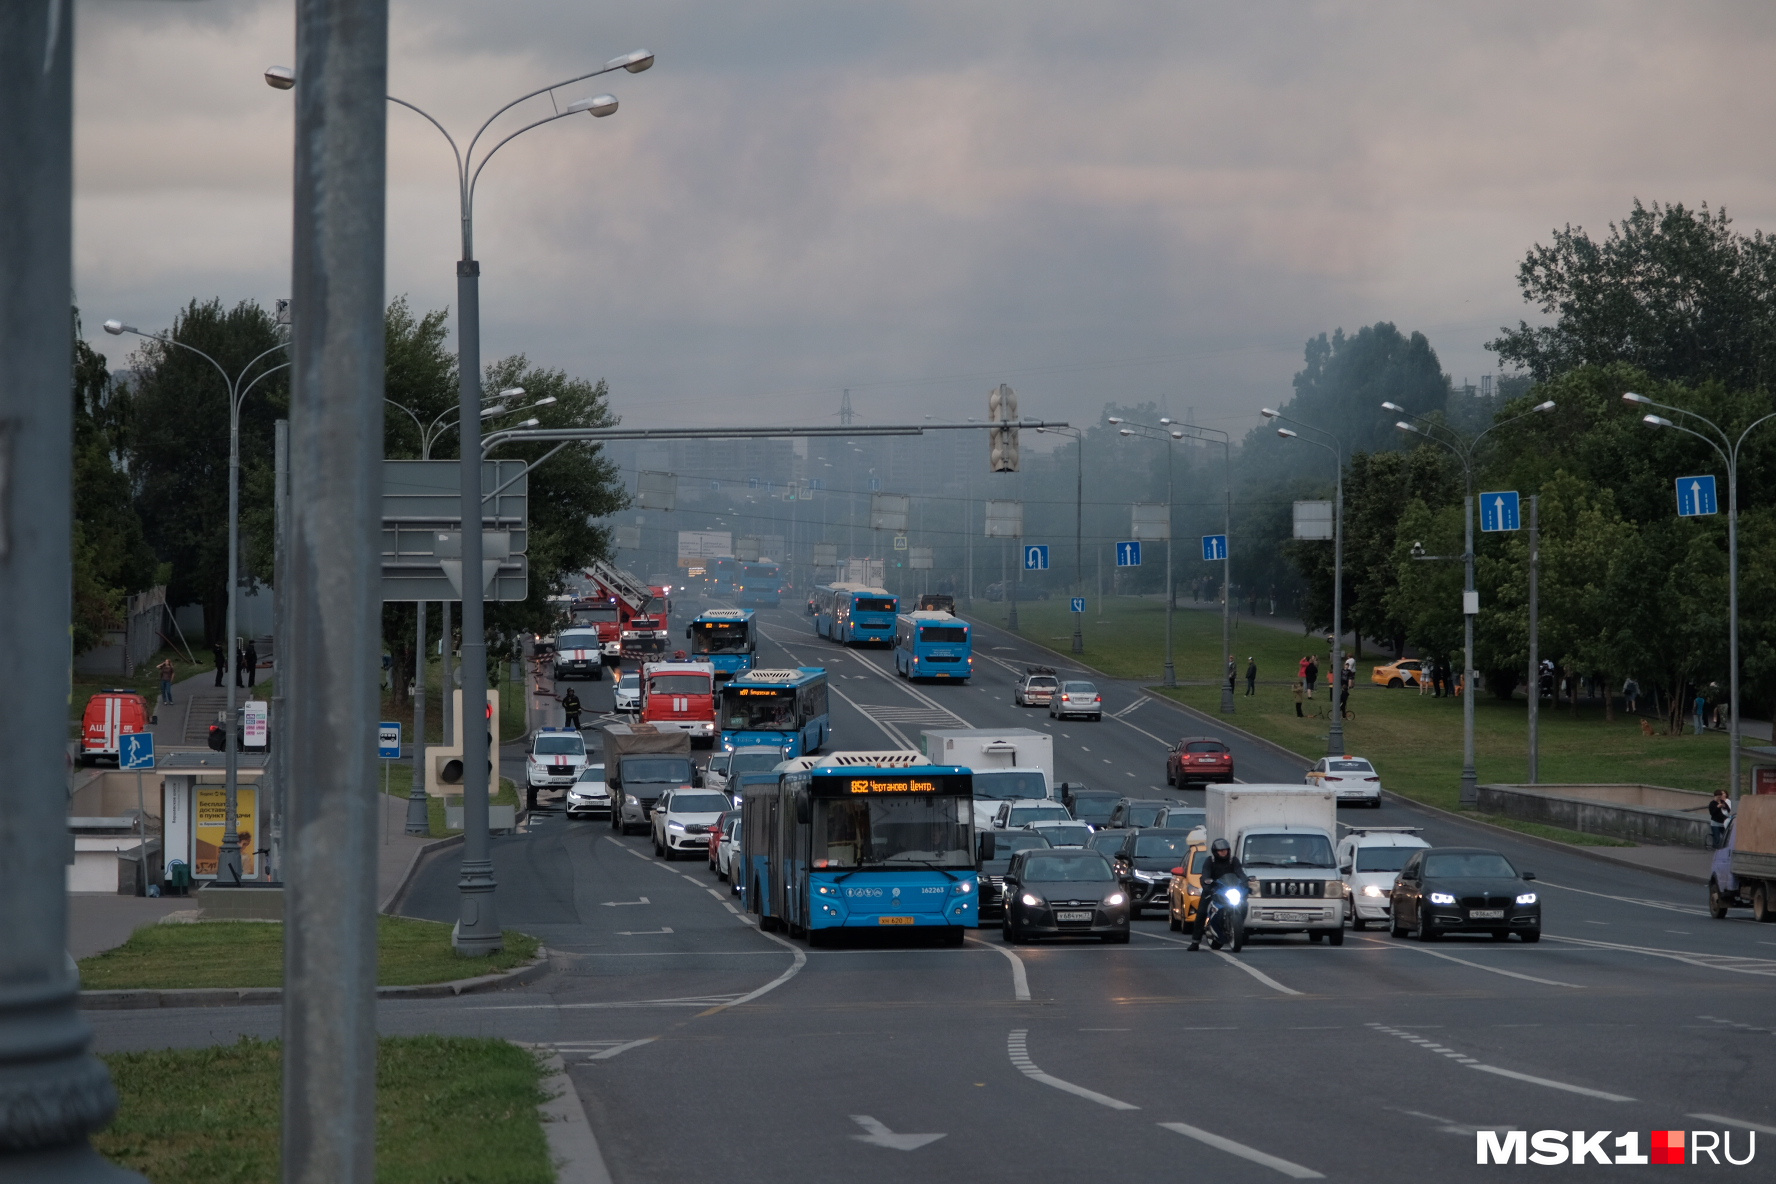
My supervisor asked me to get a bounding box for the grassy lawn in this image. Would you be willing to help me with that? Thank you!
[96,1035,553,1184]
[980,596,1743,822]
[380,657,530,747]
[376,770,519,838]
[78,916,540,990]
[71,646,210,723]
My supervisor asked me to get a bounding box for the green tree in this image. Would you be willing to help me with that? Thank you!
[72,314,158,652]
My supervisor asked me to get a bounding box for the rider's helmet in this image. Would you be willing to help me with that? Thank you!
[1211,838,1231,857]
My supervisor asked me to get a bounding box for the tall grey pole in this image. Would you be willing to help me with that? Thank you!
[281,2,388,1181]
[1460,489,1478,805]
[273,418,291,879]
[407,601,431,833]
[0,4,141,1174]
[1162,440,1176,687]
[1072,430,1084,654]
[1527,494,1539,785]
[1219,439,1234,715]
[222,387,244,882]
[1728,468,1741,800]
[1327,449,1345,755]
[440,600,453,746]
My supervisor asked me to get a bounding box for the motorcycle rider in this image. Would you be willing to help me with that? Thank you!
[1188,837,1246,951]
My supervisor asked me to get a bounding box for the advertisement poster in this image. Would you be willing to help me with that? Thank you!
[243,699,268,749]
[194,786,257,878]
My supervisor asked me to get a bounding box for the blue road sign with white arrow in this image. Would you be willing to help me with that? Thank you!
[1024,545,1049,571]
[1201,534,1228,562]
[1677,475,1718,517]
[1071,597,1085,613]
[119,731,154,771]
[1116,541,1141,567]
[1480,490,1521,532]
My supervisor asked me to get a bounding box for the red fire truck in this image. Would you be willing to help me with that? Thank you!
[639,660,717,745]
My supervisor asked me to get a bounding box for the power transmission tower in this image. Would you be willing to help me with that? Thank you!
[840,388,854,426]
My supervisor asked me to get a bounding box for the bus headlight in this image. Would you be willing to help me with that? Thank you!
[952,881,974,894]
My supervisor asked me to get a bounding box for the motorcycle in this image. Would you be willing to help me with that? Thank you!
[1201,873,1247,952]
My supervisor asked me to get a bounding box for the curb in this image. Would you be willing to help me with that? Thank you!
[78,946,551,1010]
[529,1049,616,1184]
[381,834,464,915]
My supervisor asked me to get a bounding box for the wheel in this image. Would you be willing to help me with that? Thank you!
[1388,677,1403,688]
[807,927,830,948]
[1229,919,1244,953]
[1104,930,1131,944]
[1519,929,1541,943]
[1326,927,1344,947]
[1754,884,1776,923]
[1390,908,1408,939]
[1165,766,1175,786]
[1129,903,1142,921]
[941,927,966,948]
[591,665,604,681]
[1309,931,1324,943]
[1005,913,1024,944]
[1169,910,1182,932]
[1414,907,1438,941]
[1709,878,1731,918]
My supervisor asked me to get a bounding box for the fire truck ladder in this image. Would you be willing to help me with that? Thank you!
[588,558,655,615]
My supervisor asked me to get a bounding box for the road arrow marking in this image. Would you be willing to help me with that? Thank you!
[850,1116,945,1151]
[602,897,650,906]
[615,927,673,935]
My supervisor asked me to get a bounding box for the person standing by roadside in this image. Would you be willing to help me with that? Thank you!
[1225,655,1236,695]
[1244,657,1257,696]
[212,639,227,687]
[1694,690,1709,736]
[560,686,582,732]
[1293,678,1304,717]
[1304,656,1319,701]
[1709,789,1733,849]
[244,638,258,688]
[158,656,177,705]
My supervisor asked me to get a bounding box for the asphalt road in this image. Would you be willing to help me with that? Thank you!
[88,597,1776,1181]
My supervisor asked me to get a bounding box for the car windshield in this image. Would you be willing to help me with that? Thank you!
[989,833,1051,862]
[1061,682,1096,694]
[730,751,784,775]
[1184,741,1227,754]
[649,674,710,696]
[669,793,730,814]
[558,631,601,650]
[1424,852,1517,879]
[815,795,972,868]
[1069,793,1119,825]
[1086,832,1126,856]
[691,623,751,653]
[617,675,639,691]
[721,688,799,731]
[855,598,896,613]
[622,757,693,784]
[576,764,605,783]
[1022,853,1114,882]
[1328,760,1373,773]
[534,736,584,756]
[1010,806,1070,825]
[1161,810,1205,830]
[1354,846,1419,872]
[1033,824,1092,846]
[971,771,1049,802]
[1135,833,1191,858]
[1123,803,1165,827]
[1242,833,1337,868]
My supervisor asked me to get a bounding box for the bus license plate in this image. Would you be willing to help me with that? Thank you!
[877,916,914,925]
[1469,908,1505,919]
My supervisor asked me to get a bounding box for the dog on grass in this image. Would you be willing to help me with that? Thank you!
[1640,717,1656,737]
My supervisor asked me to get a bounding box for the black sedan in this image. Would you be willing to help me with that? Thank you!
[1001,849,1130,943]
[1111,828,1197,918]
[1389,847,1541,941]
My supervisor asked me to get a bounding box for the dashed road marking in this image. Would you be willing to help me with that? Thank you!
[1368,1022,1635,1101]
[1006,1029,1137,1110]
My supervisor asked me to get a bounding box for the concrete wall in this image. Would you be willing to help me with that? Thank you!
[1477,783,1713,848]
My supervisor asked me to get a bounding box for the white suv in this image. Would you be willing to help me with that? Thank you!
[1337,828,1430,930]
[526,729,587,793]
[993,798,1072,829]
[651,787,733,860]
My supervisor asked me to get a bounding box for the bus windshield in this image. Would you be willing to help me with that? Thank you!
[692,623,751,654]
[854,597,895,614]
[919,626,967,643]
[815,796,972,869]
[649,674,710,696]
[722,688,799,731]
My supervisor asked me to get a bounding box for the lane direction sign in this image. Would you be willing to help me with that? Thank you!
[1677,475,1718,517]
[1024,545,1049,571]
[1071,597,1086,613]
[1201,534,1228,562]
[1116,541,1141,567]
[1480,490,1521,532]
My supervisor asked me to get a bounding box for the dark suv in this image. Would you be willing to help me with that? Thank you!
[1110,828,1196,918]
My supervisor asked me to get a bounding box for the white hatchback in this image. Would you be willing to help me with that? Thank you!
[1336,829,1430,929]
[613,672,642,714]
[565,763,612,819]
[993,799,1073,829]
[651,788,733,860]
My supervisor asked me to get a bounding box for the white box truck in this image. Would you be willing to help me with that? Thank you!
[1205,784,1346,944]
[922,728,1055,832]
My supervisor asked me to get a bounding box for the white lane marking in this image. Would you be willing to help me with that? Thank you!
[586,1037,658,1060]
[1369,1023,1635,1101]
[1006,1029,1139,1110]
[1546,933,1776,978]
[967,936,1031,1000]
[849,1116,945,1151]
[1687,1113,1776,1136]
[1536,878,1707,916]
[1109,709,1175,748]
[615,928,674,936]
[601,897,650,906]
[1135,929,1304,995]
[1697,1014,1776,1036]
[1356,937,1582,988]
[827,682,914,747]
[1158,1122,1325,1179]
[1112,699,1145,719]
[468,994,748,1012]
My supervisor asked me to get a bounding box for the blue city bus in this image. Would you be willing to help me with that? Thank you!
[709,556,739,598]
[813,583,898,646]
[718,667,829,756]
[740,754,978,945]
[688,608,755,681]
[893,610,972,681]
[735,561,782,608]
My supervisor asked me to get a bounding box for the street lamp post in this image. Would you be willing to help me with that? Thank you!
[1111,418,1185,687]
[1264,410,1346,753]
[271,48,653,954]
[1624,392,1776,802]
[105,319,289,882]
[1176,424,1235,714]
[1387,399,1556,806]
[1037,425,1085,653]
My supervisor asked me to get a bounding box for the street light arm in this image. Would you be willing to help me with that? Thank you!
[1733,410,1776,459]
[389,95,468,199]
[1630,392,1732,453]
[233,359,292,411]
[465,59,635,166]
[1646,415,1731,471]
[467,110,584,216]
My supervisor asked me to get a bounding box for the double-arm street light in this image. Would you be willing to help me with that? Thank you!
[1110,418,1185,687]
[1263,409,1346,753]
[1387,398,1556,805]
[104,319,289,883]
[269,46,653,954]
[1035,425,1085,654]
[1624,392,1776,802]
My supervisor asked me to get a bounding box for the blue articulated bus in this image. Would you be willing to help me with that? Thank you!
[740,753,978,946]
[735,561,782,608]
[718,667,829,756]
[688,608,755,680]
[813,583,898,646]
[893,610,972,681]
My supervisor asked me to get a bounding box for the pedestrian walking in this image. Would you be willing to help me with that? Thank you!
[1304,657,1319,700]
[1708,789,1733,849]
[234,641,247,688]
[1244,657,1257,696]
[1694,691,1708,735]
[244,639,258,688]
[1623,676,1640,714]
[213,640,227,687]
[561,686,582,731]
[158,657,176,705]
[1293,678,1304,717]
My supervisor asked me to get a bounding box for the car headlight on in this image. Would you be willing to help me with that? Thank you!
[1020,893,1043,907]
[667,820,685,832]
[1362,884,1385,898]
[625,794,639,806]
[1516,892,1537,905]
[1104,892,1126,906]
[1429,891,1456,905]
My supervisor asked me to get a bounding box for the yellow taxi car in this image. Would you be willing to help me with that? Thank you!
[1371,658,1424,688]
[1165,828,1210,932]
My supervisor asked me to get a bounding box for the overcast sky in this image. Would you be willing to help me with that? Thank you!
[76,0,1776,442]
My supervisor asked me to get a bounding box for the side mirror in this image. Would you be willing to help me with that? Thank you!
[1340,864,1352,875]
[977,833,996,862]
[1521,871,1536,881]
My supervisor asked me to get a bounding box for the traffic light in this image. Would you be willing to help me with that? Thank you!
[989,383,1019,472]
